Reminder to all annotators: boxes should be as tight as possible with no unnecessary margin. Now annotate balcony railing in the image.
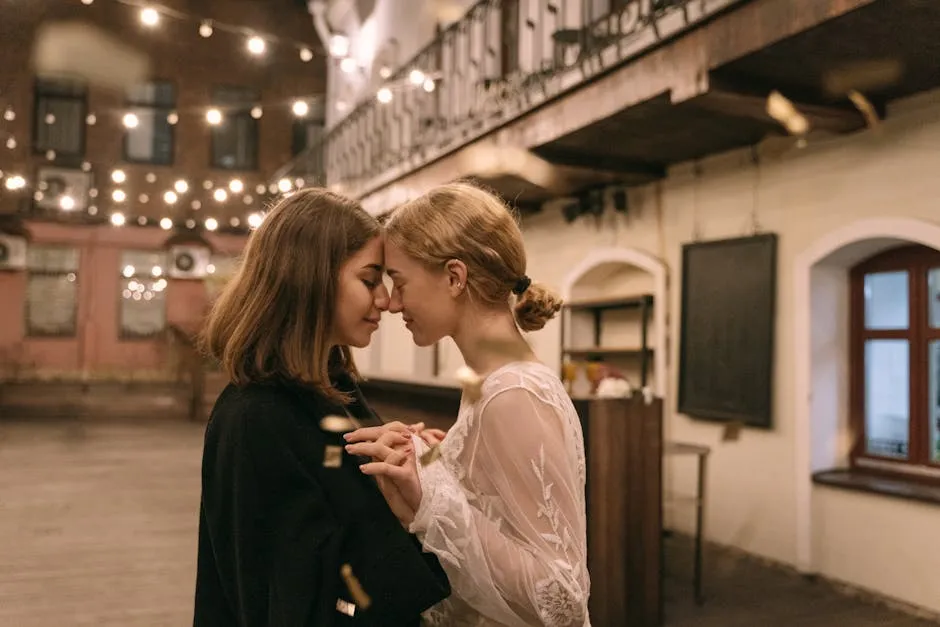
[276,0,746,197]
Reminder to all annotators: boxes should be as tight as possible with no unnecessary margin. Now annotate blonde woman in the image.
[346,183,590,627]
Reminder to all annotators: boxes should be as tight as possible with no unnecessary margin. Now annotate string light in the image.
[174,180,188,194]
[112,189,126,203]
[160,217,173,230]
[76,0,323,62]
[340,58,357,74]
[111,212,126,226]
[291,100,309,117]
[228,179,244,193]
[140,7,160,27]
[247,212,264,229]
[206,109,222,125]
[163,191,178,205]
[250,106,263,119]
[205,218,219,231]
[376,87,392,104]
[247,36,266,56]
[111,169,126,184]
[212,188,228,202]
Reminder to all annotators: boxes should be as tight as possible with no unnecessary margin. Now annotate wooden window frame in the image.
[850,244,940,481]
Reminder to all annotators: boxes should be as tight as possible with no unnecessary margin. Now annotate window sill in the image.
[813,468,940,507]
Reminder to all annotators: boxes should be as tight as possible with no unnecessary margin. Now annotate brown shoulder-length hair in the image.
[202,188,380,402]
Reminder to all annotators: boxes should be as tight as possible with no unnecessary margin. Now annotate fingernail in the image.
[343,434,352,440]
[344,445,352,451]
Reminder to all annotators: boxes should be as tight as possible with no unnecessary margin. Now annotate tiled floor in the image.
[0,416,935,626]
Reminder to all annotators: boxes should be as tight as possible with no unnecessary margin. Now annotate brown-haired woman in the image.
[193,188,449,626]
[345,182,590,626]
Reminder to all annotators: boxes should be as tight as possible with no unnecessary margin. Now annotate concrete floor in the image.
[0,416,935,626]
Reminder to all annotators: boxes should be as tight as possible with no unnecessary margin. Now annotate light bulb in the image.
[140,7,159,26]
[205,218,219,231]
[409,69,425,86]
[328,34,349,58]
[111,212,126,226]
[423,78,436,93]
[160,217,173,230]
[292,100,309,117]
[112,189,126,202]
[199,21,213,38]
[247,36,266,56]
[111,169,126,184]
[299,47,313,62]
[228,179,244,193]
[163,190,178,204]
[174,179,188,194]
[250,106,263,119]
[213,188,227,202]
[377,87,392,104]
[123,113,139,128]
[206,109,222,125]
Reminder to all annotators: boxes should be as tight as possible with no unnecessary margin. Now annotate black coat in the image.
[193,374,450,626]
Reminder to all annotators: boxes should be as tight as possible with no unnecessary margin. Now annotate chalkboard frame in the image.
[677,233,777,429]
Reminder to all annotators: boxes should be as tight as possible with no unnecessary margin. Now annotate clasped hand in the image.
[344,421,444,527]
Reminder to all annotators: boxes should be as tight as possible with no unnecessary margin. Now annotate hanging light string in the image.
[100,0,322,60]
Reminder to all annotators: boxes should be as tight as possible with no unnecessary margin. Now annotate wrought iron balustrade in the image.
[276,0,745,196]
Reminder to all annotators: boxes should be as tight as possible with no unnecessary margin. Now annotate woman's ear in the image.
[444,259,468,296]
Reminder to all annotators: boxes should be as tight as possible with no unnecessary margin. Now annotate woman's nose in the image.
[374,284,390,311]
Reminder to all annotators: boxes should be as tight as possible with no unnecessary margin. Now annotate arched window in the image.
[850,244,940,475]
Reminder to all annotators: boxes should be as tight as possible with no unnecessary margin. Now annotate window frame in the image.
[122,80,177,166]
[25,244,80,338]
[209,85,260,171]
[850,244,940,479]
[32,77,88,158]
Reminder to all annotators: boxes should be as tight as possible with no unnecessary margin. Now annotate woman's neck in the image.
[452,307,536,376]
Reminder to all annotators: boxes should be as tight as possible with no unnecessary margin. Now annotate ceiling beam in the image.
[690,79,870,134]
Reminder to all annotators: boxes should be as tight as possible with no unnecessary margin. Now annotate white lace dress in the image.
[409,361,591,627]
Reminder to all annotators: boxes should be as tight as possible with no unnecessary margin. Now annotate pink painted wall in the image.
[0,221,247,380]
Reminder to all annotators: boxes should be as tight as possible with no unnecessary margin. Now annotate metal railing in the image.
[275,0,743,197]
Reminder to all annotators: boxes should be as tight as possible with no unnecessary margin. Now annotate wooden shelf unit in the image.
[561,294,654,387]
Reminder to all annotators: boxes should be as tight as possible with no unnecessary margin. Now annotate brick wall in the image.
[0,0,325,223]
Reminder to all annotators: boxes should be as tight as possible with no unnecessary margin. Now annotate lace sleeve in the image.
[410,385,588,627]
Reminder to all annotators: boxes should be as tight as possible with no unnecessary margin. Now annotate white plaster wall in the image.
[369,88,940,613]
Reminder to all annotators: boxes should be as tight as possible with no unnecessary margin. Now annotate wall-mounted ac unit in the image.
[168,245,211,279]
[0,234,27,270]
[35,166,93,212]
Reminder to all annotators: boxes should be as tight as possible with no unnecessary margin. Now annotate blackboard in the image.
[678,233,777,428]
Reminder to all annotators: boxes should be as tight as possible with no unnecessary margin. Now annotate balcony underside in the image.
[519,0,940,198]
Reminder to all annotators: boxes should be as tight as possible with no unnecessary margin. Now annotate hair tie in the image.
[512,275,531,295]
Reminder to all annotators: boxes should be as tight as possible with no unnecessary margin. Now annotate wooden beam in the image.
[690,86,867,134]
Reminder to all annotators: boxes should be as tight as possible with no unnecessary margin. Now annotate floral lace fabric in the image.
[410,361,590,627]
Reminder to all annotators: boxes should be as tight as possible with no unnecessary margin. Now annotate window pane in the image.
[930,341,940,463]
[35,97,85,154]
[212,114,258,170]
[864,339,910,458]
[864,271,908,330]
[119,251,167,338]
[27,246,79,272]
[120,250,167,278]
[26,273,78,336]
[120,277,166,338]
[928,268,940,328]
[125,108,174,164]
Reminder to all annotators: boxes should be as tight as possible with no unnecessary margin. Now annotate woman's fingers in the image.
[359,460,412,480]
[345,440,411,461]
[344,421,411,443]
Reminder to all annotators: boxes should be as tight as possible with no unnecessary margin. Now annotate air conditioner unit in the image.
[35,166,93,212]
[168,245,211,279]
[0,234,27,271]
